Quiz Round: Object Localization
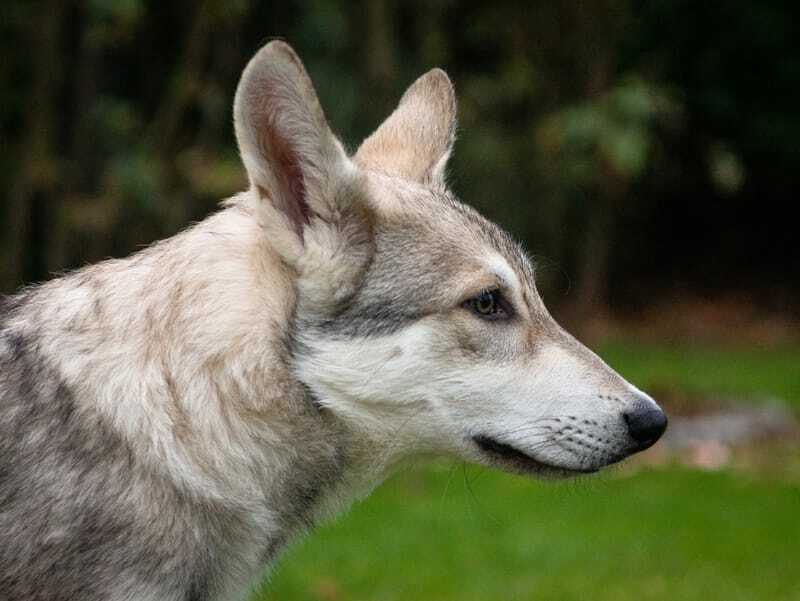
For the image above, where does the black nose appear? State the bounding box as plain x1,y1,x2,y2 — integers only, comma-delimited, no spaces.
623,399,667,450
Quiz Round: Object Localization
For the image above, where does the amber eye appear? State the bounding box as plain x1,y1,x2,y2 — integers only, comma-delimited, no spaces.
464,289,509,320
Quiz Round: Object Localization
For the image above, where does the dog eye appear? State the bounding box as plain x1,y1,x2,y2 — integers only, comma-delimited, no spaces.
463,289,509,320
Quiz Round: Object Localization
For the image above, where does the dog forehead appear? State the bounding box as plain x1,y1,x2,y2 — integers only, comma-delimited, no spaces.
364,173,536,291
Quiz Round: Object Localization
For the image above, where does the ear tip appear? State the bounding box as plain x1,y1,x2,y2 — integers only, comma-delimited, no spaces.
403,68,457,113
248,40,303,73
426,67,453,85
234,39,311,124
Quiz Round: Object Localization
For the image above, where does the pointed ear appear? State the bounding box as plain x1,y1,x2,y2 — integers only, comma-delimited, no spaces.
355,68,457,186
234,41,355,242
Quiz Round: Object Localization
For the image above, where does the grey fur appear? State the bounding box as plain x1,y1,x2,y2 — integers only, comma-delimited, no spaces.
311,192,536,339
1,303,204,600
0,285,346,600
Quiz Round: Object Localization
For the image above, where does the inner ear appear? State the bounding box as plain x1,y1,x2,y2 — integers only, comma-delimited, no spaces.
355,68,457,186
259,131,310,238
234,41,354,241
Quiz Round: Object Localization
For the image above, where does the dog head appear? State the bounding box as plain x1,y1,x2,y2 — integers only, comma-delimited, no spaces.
234,41,666,478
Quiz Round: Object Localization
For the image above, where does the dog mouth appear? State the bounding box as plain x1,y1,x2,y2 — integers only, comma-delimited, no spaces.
472,435,598,477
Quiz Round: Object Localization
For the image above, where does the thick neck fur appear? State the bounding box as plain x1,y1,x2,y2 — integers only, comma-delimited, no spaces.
2,194,387,596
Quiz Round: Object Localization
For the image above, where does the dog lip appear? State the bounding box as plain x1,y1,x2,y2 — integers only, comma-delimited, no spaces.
472,434,598,475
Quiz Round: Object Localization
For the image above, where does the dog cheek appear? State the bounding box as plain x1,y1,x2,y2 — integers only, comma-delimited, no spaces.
452,325,483,358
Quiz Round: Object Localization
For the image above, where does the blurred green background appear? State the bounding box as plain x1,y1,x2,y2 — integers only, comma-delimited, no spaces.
1,1,798,600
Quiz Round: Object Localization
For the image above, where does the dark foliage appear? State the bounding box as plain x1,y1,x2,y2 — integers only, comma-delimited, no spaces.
1,0,797,318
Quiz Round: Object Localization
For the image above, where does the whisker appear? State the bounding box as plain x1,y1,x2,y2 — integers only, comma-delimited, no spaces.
461,463,501,526
438,461,460,511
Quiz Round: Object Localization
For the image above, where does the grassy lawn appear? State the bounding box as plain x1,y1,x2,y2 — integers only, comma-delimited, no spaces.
598,340,800,408
254,341,800,601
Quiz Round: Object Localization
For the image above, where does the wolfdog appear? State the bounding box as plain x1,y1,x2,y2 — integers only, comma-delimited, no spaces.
0,42,666,600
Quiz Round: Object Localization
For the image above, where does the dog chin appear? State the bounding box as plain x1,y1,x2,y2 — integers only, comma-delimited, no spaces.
471,435,600,479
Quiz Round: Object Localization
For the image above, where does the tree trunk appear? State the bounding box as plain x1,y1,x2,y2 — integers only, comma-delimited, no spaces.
147,0,216,232
2,0,64,291
363,0,398,119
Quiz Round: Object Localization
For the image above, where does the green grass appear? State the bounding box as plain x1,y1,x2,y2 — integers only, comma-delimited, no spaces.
253,341,800,601
598,340,800,408
258,465,800,601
